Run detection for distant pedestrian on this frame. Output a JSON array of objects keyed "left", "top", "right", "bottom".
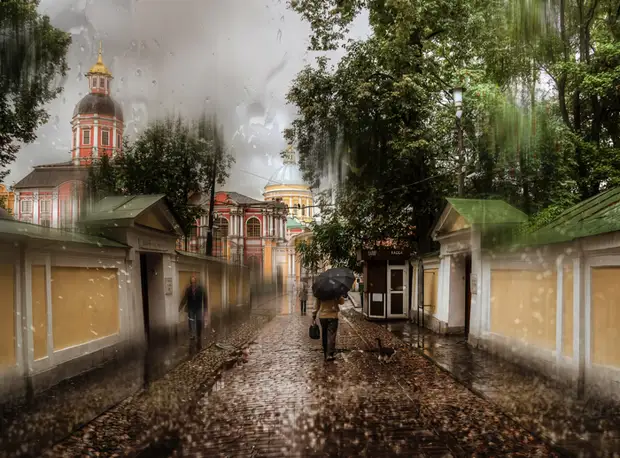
[
  {"left": 312, "top": 295, "right": 345, "bottom": 361},
  {"left": 298, "top": 280, "right": 309, "bottom": 315},
  {"left": 179, "top": 274, "right": 208, "bottom": 347}
]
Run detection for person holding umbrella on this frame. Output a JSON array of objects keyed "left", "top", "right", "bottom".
[{"left": 311, "top": 268, "right": 355, "bottom": 362}]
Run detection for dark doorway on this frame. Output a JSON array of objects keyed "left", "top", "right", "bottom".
[
  {"left": 140, "top": 254, "right": 150, "bottom": 343},
  {"left": 140, "top": 253, "right": 151, "bottom": 386},
  {"left": 464, "top": 255, "right": 472, "bottom": 337}
]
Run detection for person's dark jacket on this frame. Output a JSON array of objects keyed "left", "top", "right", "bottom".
[{"left": 181, "top": 285, "right": 207, "bottom": 314}]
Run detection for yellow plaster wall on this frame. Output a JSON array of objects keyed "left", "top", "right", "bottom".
[
  {"left": 0, "top": 263, "right": 16, "bottom": 368},
  {"left": 562, "top": 263, "right": 574, "bottom": 357},
  {"left": 51, "top": 267, "right": 120, "bottom": 351},
  {"left": 263, "top": 243, "right": 273, "bottom": 278},
  {"left": 228, "top": 267, "right": 238, "bottom": 306},
  {"left": 31, "top": 265, "right": 48, "bottom": 360},
  {"left": 446, "top": 215, "right": 470, "bottom": 233},
  {"left": 423, "top": 268, "right": 438, "bottom": 312},
  {"left": 136, "top": 211, "right": 168, "bottom": 232},
  {"left": 490, "top": 269, "right": 557, "bottom": 350},
  {"left": 590, "top": 267, "right": 620, "bottom": 368}
]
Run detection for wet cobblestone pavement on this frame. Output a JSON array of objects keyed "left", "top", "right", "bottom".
[
  {"left": 173, "top": 294, "right": 556, "bottom": 457},
  {"left": 42, "top": 302, "right": 276, "bottom": 458},
  {"left": 377, "top": 315, "right": 620, "bottom": 457}
]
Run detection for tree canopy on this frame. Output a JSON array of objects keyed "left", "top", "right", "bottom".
[
  {"left": 287, "top": 0, "right": 620, "bottom": 270},
  {"left": 88, "top": 115, "right": 234, "bottom": 236},
  {"left": 0, "top": 0, "right": 71, "bottom": 182}
]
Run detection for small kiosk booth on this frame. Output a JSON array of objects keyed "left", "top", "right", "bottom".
[{"left": 358, "top": 247, "right": 411, "bottom": 320}]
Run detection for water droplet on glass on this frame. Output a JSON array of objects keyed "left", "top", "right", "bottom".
[{"left": 136, "top": 69, "right": 142, "bottom": 77}]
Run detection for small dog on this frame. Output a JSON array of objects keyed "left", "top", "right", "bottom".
[{"left": 376, "top": 338, "right": 396, "bottom": 362}]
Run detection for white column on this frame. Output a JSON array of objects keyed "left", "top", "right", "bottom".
[
  {"left": 33, "top": 192, "right": 39, "bottom": 224},
  {"left": 239, "top": 212, "right": 244, "bottom": 238},
  {"left": 13, "top": 191, "right": 19, "bottom": 219},
  {"left": 71, "top": 190, "right": 78, "bottom": 229},
  {"left": 232, "top": 213, "right": 238, "bottom": 236},
  {"left": 262, "top": 211, "right": 267, "bottom": 237},
  {"left": 51, "top": 191, "right": 58, "bottom": 228},
  {"left": 93, "top": 118, "right": 99, "bottom": 159}
]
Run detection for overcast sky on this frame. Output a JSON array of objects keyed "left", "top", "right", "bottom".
[{"left": 7, "top": 0, "right": 369, "bottom": 198}]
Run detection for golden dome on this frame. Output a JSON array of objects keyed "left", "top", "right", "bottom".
[{"left": 87, "top": 42, "right": 112, "bottom": 77}]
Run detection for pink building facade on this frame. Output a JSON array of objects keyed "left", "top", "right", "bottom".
[{"left": 12, "top": 46, "right": 123, "bottom": 228}]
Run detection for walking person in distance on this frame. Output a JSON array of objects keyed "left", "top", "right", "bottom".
[
  {"left": 179, "top": 274, "right": 208, "bottom": 349},
  {"left": 298, "top": 279, "right": 309, "bottom": 315}
]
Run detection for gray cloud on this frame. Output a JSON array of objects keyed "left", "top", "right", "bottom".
[{"left": 8, "top": 0, "right": 368, "bottom": 198}]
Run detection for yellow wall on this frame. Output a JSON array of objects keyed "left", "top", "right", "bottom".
[
  {"left": 51, "top": 267, "right": 120, "bottom": 350},
  {"left": 490, "top": 269, "right": 557, "bottom": 350},
  {"left": 0, "top": 263, "right": 16, "bottom": 368},
  {"left": 423, "top": 268, "right": 438, "bottom": 312},
  {"left": 562, "top": 263, "right": 574, "bottom": 357},
  {"left": 590, "top": 267, "right": 620, "bottom": 368},
  {"left": 263, "top": 243, "right": 273, "bottom": 278},
  {"left": 32, "top": 265, "right": 48, "bottom": 360},
  {"left": 228, "top": 267, "right": 238, "bottom": 306},
  {"left": 446, "top": 215, "right": 470, "bottom": 233}
]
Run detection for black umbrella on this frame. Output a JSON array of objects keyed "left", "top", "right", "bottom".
[{"left": 312, "top": 268, "right": 356, "bottom": 300}]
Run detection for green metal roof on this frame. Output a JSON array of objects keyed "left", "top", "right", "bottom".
[
  {"left": 286, "top": 217, "right": 304, "bottom": 229},
  {"left": 0, "top": 219, "right": 126, "bottom": 248},
  {"left": 81, "top": 195, "right": 166, "bottom": 223},
  {"left": 525, "top": 187, "right": 620, "bottom": 246},
  {"left": 447, "top": 198, "right": 528, "bottom": 225}
]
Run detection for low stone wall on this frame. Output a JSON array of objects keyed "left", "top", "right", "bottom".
[{"left": 0, "top": 285, "right": 264, "bottom": 458}]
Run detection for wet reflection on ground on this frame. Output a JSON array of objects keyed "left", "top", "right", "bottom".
[{"left": 381, "top": 320, "right": 620, "bottom": 455}]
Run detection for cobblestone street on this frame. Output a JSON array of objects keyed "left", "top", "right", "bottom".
[{"left": 173, "top": 294, "right": 556, "bottom": 457}]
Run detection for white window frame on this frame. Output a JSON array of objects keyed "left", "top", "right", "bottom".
[
  {"left": 21, "top": 200, "right": 33, "bottom": 214},
  {"left": 82, "top": 129, "right": 91, "bottom": 145},
  {"left": 101, "top": 130, "right": 110, "bottom": 146}
]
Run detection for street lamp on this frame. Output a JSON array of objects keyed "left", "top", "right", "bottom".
[{"left": 452, "top": 87, "right": 465, "bottom": 196}]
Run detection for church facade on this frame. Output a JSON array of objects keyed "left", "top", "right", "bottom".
[
  {"left": 181, "top": 149, "right": 314, "bottom": 284},
  {"left": 9, "top": 45, "right": 314, "bottom": 285},
  {"left": 12, "top": 45, "right": 123, "bottom": 229}
]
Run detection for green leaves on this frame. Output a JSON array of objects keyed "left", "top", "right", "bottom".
[
  {"left": 88, "top": 115, "right": 234, "bottom": 236},
  {"left": 0, "top": 0, "right": 71, "bottom": 182}
]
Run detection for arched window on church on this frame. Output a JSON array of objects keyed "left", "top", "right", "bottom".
[
  {"left": 215, "top": 217, "right": 229, "bottom": 237},
  {"left": 246, "top": 217, "right": 261, "bottom": 238}
]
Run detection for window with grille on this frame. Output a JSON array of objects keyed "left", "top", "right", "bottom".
[
  {"left": 102, "top": 130, "right": 110, "bottom": 146},
  {"left": 40, "top": 218, "right": 51, "bottom": 227},
  {"left": 83, "top": 129, "right": 91, "bottom": 145},
  {"left": 117, "top": 134, "right": 121, "bottom": 148},
  {"left": 215, "top": 217, "right": 229, "bottom": 237},
  {"left": 20, "top": 200, "right": 32, "bottom": 213},
  {"left": 246, "top": 217, "right": 261, "bottom": 238},
  {"left": 40, "top": 200, "right": 51, "bottom": 213},
  {"left": 99, "top": 77, "right": 104, "bottom": 88}
]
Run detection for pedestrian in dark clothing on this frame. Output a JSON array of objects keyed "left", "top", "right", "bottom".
[
  {"left": 298, "top": 280, "right": 309, "bottom": 315},
  {"left": 179, "top": 275, "right": 208, "bottom": 345}
]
